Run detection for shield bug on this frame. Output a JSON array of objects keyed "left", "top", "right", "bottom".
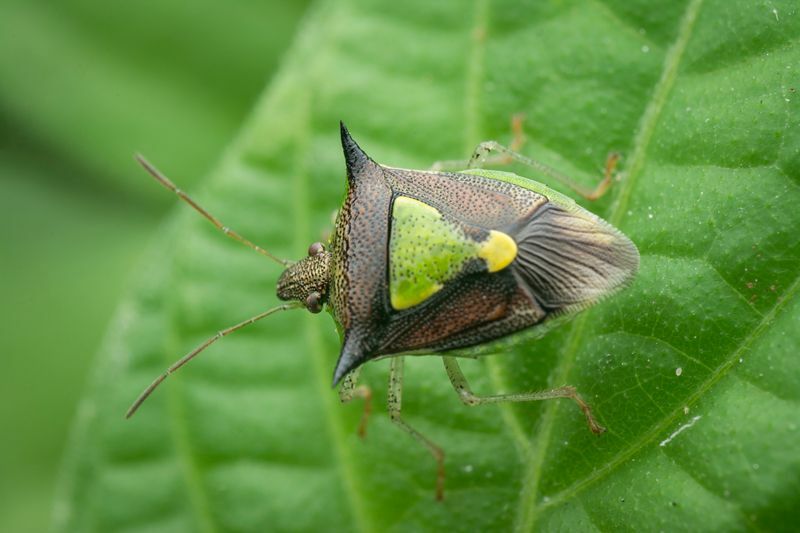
[{"left": 127, "top": 121, "right": 639, "bottom": 501}]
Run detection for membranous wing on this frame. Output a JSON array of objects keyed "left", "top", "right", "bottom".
[{"left": 511, "top": 201, "right": 639, "bottom": 314}]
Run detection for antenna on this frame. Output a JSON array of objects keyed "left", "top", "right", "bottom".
[
  {"left": 135, "top": 154, "right": 291, "bottom": 266},
  {"left": 126, "top": 302, "right": 302, "bottom": 418}
]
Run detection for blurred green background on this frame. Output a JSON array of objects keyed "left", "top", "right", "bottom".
[{"left": 0, "top": 2, "right": 310, "bottom": 530}]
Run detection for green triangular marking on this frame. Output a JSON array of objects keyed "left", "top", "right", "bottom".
[{"left": 389, "top": 196, "right": 482, "bottom": 310}]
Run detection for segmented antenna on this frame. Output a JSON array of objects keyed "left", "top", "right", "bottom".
[
  {"left": 135, "top": 154, "right": 291, "bottom": 266},
  {"left": 126, "top": 302, "right": 301, "bottom": 418}
]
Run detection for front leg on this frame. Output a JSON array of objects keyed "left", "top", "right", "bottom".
[
  {"left": 338, "top": 367, "right": 372, "bottom": 438},
  {"left": 387, "top": 356, "right": 446, "bottom": 501}
]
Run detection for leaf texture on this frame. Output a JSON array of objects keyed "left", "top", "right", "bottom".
[{"left": 57, "top": 0, "right": 800, "bottom": 531}]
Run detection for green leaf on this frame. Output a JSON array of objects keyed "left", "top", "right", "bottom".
[
  {"left": 57, "top": 0, "right": 800, "bottom": 531},
  {"left": 0, "top": 3, "right": 308, "bottom": 532},
  {"left": 0, "top": 0, "right": 309, "bottom": 456}
]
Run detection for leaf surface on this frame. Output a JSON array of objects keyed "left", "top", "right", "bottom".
[{"left": 58, "top": 0, "right": 800, "bottom": 531}]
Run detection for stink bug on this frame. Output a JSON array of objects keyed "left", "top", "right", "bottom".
[{"left": 127, "top": 121, "right": 639, "bottom": 501}]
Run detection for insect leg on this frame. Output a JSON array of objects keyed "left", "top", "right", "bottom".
[
  {"left": 460, "top": 113, "right": 619, "bottom": 200},
  {"left": 387, "top": 356, "right": 446, "bottom": 500},
  {"left": 468, "top": 139, "right": 620, "bottom": 201},
  {"left": 338, "top": 367, "right": 373, "bottom": 438},
  {"left": 428, "top": 114, "right": 526, "bottom": 171},
  {"left": 443, "top": 356, "right": 606, "bottom": 435}
]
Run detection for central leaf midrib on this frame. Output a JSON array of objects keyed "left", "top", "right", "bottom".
[
  {"left": 167, "top": 252, "right": 218, "bottom": 533},
  {"left": 514, "top": 0, "right": 705, "bottom": 531}
]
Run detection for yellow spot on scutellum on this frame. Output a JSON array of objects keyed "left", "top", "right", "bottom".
[{"left": 478, "top": 230, "right": 517, "bottom": 272}]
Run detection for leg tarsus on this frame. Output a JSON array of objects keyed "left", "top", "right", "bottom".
[
  {"left": 388, "top": 357, "right": 446, "bottom": 501},
  {"left": 339, "top": 368, "right": 373, "bottom": 438},
  {"left": 443, "top": 357, "right": 606, "bottom": 435},
  {"left": 583, "top": 151, "right": 620, "bottom": 201},
  {"left": 547, "top": 385, "right": 606, "bottom": 435}
]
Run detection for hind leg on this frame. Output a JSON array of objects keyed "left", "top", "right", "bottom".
[
  {"left": 443, "top": 356, "right": 605, "bottom": 434},
  {"left": 431, "top": 114, "right": 619, "bottom": 201}
]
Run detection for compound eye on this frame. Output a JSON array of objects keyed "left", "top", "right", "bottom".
[
  {"left": 305, "top": 292, "right": 323, "bottom": 313},
  {"left": 308, "top": 242, "right": 325, "bottom": 257}
]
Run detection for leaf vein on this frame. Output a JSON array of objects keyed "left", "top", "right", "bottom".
[
  {"left": 166, "top": 319, "right": 217, "bottom": 533},
  {"left": 613, "top": 330, "right": 714, "bottom": 372},
  {"left": 539, "top": 270, "right": 800, "bottom": 512},
  {"left": 516, "top": 0, "right": 705, "bottom": 530}
]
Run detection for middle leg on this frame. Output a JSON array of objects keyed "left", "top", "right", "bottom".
[{"left": 387, "top": 356, "right": 446, "bottom": 500}]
